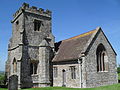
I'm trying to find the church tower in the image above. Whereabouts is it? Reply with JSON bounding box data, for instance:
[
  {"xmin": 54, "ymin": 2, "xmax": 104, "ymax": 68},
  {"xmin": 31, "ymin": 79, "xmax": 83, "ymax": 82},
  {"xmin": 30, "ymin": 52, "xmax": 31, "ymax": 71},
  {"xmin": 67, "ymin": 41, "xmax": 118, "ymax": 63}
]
[{"xmin": 6, "ymin": 3, "xmax": 54, "ymax": 88}]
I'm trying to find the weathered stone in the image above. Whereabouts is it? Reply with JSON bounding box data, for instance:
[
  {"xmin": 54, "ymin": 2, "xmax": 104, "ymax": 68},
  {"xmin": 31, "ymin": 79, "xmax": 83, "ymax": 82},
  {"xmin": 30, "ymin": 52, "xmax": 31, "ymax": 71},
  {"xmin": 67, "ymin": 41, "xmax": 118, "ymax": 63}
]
[
  {"xmin": 8, "ymin": 75, "xmax": 18, "ymax": 90},
  {"xmin": 52, "ymin": 29, "xmax": 118, "ymax": 88},
  {"xmin": 5, "ymin": 3, "xmax": 118, "ymax": 89},
  {"xmin": 6, "ymin": 3, "xmax": 54, "ymax": 88}
]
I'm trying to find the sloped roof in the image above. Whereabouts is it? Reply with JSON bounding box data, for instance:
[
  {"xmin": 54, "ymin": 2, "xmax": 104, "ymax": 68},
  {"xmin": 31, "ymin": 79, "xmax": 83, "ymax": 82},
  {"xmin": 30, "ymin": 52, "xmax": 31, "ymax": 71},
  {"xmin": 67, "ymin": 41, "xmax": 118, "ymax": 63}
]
[{"xmin": 53, "ymin": 28, "xmax": 99, "ymax": 62}]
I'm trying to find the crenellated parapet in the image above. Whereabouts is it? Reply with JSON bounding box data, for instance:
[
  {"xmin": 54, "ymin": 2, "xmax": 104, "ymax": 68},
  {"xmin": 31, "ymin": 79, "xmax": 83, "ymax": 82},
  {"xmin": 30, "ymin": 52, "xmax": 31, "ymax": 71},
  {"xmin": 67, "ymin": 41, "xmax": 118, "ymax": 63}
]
[{"xmin": 13, "ymin": 3, "xmax": 52, "ymax": 19}]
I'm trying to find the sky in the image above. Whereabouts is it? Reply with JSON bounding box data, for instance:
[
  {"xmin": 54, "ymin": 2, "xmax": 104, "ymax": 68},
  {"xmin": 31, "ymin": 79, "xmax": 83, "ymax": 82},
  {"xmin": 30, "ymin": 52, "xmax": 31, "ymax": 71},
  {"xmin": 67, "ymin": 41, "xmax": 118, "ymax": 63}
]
[{"xmin": 0, "ymin": 0, "xmax": 120, "ymax": 71}]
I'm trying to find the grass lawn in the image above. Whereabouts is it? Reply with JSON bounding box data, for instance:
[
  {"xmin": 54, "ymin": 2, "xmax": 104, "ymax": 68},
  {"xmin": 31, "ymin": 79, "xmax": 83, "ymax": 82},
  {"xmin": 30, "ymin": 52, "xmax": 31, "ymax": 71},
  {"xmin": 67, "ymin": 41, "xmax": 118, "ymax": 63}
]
[{"xmin": 0, "ymin": 84, "xmax": 120, "ymax": 90}]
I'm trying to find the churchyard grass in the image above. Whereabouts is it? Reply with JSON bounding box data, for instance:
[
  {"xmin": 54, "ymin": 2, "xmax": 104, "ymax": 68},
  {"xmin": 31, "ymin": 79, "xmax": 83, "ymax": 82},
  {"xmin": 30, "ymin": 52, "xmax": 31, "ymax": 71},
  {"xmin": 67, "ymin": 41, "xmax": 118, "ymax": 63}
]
[{"xmin": 0, "ymin": 84, "xmax": 120, "ymax": 90}]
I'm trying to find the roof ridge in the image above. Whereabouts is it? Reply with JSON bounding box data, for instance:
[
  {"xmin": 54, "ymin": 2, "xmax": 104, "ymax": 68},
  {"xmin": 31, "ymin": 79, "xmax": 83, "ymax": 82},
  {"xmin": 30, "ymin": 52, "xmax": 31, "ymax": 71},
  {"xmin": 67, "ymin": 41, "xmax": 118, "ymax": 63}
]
[
  {"xmin": 52, "ymin": 27, "xmax": 102, "ymax": 62},
  {"xmin": 63, "ymin": 29, "xmax": 97, "ymax": 42},
  {"xmin": 81, "ymin": 28, "xmax": 100, "ymax": 55}
]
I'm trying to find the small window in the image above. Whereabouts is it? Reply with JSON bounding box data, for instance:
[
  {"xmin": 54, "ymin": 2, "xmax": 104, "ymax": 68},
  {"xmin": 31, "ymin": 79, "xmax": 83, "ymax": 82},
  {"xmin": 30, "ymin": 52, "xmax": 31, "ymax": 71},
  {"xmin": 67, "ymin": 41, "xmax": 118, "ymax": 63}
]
[
  {"xmin": 16, "ymin": 20, "xmax": 19, "ymax": 31},
  {"xmin": 53, "ymin": 67, "xmax": 58, "ymax": 78},
  {"xmin": 70, "ymin": 66, "xmax": 76, "ymax": 79},
  {"xmin": 30, "ymin": 62, "xmax": 38, "ymax": 75},
  {"xmin": 13, "ymin": 58, "xmax": 17, "ymax": 73},
  {"xmin": 16, "ymin": 21, "xmax": 19, "ymax": 25},
  {"xmin": 30, "ymin": 63, "xmax": 33, "ymax": 75},
  {"xmin": 34, "ymin": 20, "xmax": 42, "ymax": 31}
]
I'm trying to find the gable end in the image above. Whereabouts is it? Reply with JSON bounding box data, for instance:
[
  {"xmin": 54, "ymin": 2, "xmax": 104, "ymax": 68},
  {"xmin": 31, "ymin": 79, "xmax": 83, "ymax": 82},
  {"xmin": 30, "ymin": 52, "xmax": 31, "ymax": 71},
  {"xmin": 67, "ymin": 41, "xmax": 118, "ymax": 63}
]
[{"xmin": 84, "ymin": 27, "xmax": 117, "ymax": 56}]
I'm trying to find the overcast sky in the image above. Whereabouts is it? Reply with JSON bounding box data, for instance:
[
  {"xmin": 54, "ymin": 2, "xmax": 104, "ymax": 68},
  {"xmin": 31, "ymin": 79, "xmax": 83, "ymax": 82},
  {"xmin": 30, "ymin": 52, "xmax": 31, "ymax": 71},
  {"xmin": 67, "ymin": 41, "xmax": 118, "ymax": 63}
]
[{"xmin": 0, "ymin": 0, "xmax": 120, "ymax": 71}]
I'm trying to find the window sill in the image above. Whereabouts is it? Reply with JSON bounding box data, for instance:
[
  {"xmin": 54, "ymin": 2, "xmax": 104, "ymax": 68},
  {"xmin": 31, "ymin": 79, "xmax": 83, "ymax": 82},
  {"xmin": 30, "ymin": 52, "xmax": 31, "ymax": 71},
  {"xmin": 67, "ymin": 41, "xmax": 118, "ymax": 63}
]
[
  {"xmin": 97, "ymin": 71, "xmax": 108, "ymax": 73},
  {"xmin": 31, "ymin": 74, "xmax": 38, "ymax": 76}
]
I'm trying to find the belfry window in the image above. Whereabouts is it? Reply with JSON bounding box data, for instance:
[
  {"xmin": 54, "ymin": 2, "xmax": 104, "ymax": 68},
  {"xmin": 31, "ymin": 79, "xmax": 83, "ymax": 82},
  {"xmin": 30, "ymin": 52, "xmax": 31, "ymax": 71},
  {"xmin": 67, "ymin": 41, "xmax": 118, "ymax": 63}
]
[
  {"xmin": 70, "ymin": 66, "xmax": 76, "ymax": 79},
  {"xmin": 30, "ymin": 61, "xmax": 38, "ymax": 75},
  {"xmin": 34, "ymin": 20, "xmax": 42, "ymax": 31},
  {"xmin": 96, "ymin": 44, "xmax": 108, "ymax": 72}
]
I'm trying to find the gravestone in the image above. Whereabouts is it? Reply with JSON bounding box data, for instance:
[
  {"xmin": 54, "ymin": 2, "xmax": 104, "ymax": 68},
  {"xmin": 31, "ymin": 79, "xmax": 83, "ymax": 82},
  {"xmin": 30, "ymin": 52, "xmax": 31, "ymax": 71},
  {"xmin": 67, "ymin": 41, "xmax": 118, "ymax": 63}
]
[{"xmin": 8, "ymin": 75, "xmax": 18, "ymax": 90}]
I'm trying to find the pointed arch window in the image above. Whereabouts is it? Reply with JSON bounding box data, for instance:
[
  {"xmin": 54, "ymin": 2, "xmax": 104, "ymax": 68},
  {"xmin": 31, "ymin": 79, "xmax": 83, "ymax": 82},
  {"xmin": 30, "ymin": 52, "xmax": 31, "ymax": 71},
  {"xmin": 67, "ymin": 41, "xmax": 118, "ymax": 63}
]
[
  {"xmin": 13, "ymin": 58, "xmax": 17, "ymax": 73},
  {"xmin": 96, "ymin": 44, "xmax": 108, "ymax": 72}
]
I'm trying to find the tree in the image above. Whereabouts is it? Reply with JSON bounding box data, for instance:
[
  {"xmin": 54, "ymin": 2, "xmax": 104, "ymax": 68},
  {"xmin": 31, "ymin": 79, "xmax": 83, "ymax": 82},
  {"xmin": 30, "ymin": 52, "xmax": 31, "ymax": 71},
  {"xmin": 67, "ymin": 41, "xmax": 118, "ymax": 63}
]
[{"xmin": 117, "ymin": 64, "xmax": 120, "ymax": 73}]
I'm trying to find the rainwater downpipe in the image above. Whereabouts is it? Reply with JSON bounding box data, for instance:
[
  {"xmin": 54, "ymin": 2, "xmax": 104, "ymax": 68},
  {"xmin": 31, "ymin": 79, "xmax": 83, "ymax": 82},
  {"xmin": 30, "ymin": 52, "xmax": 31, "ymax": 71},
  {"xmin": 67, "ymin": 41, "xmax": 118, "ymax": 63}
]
[{"xmin": 78, "ymin": 58, "xmax": 82, "ymax": 88}]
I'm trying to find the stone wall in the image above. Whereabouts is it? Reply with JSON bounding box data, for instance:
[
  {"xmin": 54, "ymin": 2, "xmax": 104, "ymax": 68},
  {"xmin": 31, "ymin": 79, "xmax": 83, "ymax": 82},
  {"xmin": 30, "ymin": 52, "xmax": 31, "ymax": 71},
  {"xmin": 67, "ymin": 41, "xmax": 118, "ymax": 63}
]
[
  {"xmin": 53, "ymin": 61, "xmax": 81, "ymax": 88},
  {"xmin": 24, "ymin": 12, "xmax": 52, "ymax": 46},
  {"xmin": 85, "ymin": 30, "xmax": 118, "ymax": 88},
  {"xmin": 6, "ymin": 3, "xmax": 117, "ymax": 89},
  {"xmin": 6, "ymin": 3, "xmax": 54, "ymax": 88}
]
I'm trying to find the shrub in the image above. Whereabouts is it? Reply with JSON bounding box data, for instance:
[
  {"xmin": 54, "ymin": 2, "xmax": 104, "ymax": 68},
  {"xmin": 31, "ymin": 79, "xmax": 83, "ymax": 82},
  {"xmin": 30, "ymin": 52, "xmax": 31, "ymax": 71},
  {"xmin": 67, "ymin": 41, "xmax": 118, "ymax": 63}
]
[
  {"xmin": 0, "ymin": 73, "xmax": 5, "ymax": 85},
  {"xmin": 117, "ymin": 65, "xmax": 120, "ymax": 73}
]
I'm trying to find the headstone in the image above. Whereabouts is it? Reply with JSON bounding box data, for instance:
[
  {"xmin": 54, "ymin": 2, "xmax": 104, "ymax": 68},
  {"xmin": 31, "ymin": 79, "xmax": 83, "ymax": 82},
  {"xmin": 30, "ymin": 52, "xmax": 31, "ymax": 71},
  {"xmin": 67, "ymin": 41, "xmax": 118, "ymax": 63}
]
[{"xmin": 8, "ymin": 75, "xmax": 18, "ymax": 90}]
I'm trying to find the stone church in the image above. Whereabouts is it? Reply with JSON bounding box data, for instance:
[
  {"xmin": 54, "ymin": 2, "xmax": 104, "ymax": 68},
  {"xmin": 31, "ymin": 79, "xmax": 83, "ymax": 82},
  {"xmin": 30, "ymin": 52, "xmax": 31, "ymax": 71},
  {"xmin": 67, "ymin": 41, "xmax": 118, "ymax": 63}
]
[{"xmin": 5, "ymin": 3, "xmax": 118, "ymax": 88}]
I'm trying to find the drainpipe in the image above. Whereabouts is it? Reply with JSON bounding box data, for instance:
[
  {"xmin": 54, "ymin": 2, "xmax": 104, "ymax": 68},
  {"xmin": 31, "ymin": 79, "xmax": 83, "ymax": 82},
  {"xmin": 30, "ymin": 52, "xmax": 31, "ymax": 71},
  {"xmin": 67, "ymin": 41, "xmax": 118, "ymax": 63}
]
[
  {"xmin": 81, "ymin": 53, "xmax": 85, "ymax": 88},
  {"xmin": 78, "ymin": 58, "xmax": 82, "ymax": 88}
]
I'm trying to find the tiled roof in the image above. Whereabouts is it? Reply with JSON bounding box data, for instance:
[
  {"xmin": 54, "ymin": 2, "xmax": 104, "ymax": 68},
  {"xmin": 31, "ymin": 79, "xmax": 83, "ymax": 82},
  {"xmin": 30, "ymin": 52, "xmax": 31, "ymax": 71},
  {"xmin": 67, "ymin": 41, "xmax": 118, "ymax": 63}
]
[{"xmin": 53, "ymin": 28, "xmax": 98, "ymax": 62}]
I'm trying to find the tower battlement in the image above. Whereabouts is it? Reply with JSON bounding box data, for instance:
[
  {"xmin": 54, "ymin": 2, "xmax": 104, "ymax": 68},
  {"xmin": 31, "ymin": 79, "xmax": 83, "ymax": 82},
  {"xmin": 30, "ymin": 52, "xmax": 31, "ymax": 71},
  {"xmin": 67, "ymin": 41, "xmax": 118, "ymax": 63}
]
[
  {"xmin": 7, "ymin": 3, "xmax": 54, "ymax": 88},
  {"xmin": 13, "ymin": 3, "xmax": 52, "ymax": 18}
]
